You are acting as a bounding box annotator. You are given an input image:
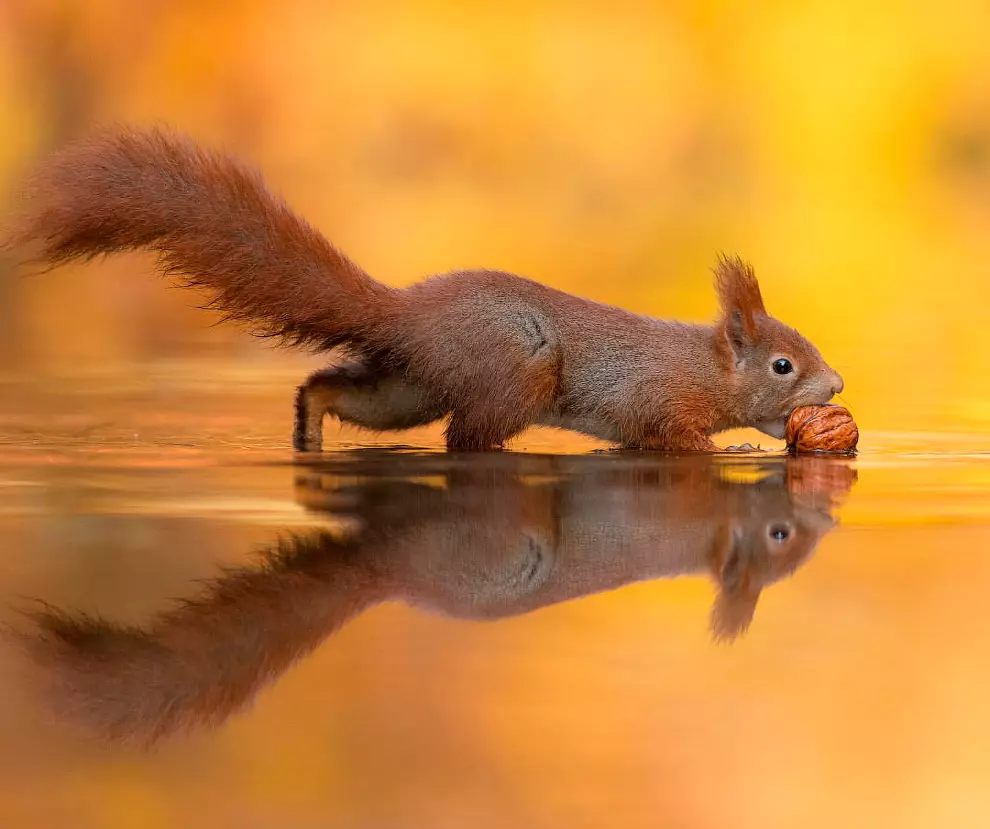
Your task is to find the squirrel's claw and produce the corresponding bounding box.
[724,442,764,453]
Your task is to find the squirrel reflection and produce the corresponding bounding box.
[17,453,855,745]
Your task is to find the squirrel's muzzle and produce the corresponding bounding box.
[829,372,844,396]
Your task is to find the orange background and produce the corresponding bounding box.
[2,0,989,435]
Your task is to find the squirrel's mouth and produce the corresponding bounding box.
[754,418,788,440]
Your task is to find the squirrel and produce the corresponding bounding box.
[5,126,844,452]
[13,452,852,745]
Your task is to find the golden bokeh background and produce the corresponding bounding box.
[3,0,990,435]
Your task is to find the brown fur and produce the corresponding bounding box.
[12,452,855,746]
[5,126,844,451]
[15,535,387,746]
[714,254,765,339]
[5,127,396,351]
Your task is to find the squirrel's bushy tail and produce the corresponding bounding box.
[5,126,395,350]
[13,532,383,746]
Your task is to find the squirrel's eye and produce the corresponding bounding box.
[772,358,793,375]
[769,525,790,543]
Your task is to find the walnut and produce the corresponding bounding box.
[785,404,859,454]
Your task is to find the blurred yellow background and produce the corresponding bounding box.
[2,0,990,435]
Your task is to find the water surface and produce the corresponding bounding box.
[1,378,989,828]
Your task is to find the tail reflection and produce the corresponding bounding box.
[16,453,856,745]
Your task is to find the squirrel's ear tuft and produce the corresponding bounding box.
[714,255,766,361]
[713,254,766,335]
[708,536,760,642]
[709,588,759,643]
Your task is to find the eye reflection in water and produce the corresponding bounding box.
[12,452,856,746]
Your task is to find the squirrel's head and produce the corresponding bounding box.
[707,470,839,641]
[713,255,843,440]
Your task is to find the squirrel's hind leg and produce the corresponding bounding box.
[293,362,447,451]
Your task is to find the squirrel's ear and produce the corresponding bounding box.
[714,255,766,357]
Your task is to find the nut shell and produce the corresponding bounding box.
[785,404,859,454]
[785,456,859,499]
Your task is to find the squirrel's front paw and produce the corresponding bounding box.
[724,442,764,453]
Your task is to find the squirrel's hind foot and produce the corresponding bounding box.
[293,362,447,451]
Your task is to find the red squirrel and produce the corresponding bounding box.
[6,127,843,451]
[14,453,852,745]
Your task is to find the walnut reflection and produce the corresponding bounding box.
[16,453,855,746]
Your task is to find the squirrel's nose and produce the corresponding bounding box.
[829,372,844,396]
